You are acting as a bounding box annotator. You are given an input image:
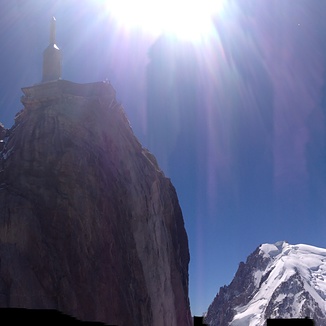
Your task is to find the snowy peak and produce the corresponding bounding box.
[205,242,326,326]
[259,241,289,258]
[258,242,326,305]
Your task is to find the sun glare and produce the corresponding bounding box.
[103,0,224,41]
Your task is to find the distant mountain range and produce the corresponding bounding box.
[205,241,326,326]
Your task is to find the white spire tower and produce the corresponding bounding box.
[42,17,62,82]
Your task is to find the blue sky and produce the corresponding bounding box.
[1,0,326,316]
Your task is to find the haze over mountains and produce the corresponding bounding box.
[2,0,326,317]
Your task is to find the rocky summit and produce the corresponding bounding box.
[205,241,326,326]
[0,80,191,326]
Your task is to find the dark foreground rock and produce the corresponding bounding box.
[0,308,113,325]
[0,80,191,326]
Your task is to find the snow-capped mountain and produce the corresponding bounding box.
[205,241,326,326]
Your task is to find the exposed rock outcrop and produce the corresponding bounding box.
[0,123,6,152]
[0,80,191,326]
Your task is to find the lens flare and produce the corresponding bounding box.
[102,0,225,41]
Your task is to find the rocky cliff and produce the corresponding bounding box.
[0,80,192,326]
[205,241,326,326]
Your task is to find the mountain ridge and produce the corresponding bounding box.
[205,241,326,326]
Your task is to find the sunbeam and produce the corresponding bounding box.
[101,0,225,42]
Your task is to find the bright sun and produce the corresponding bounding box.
[103,0,224,41]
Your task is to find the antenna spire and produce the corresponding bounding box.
[42,16,62,82]
[50,16,56,44]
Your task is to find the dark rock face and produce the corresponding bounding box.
[0,80,191,326]
[204,246,270,326]
[0,124,5,152]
